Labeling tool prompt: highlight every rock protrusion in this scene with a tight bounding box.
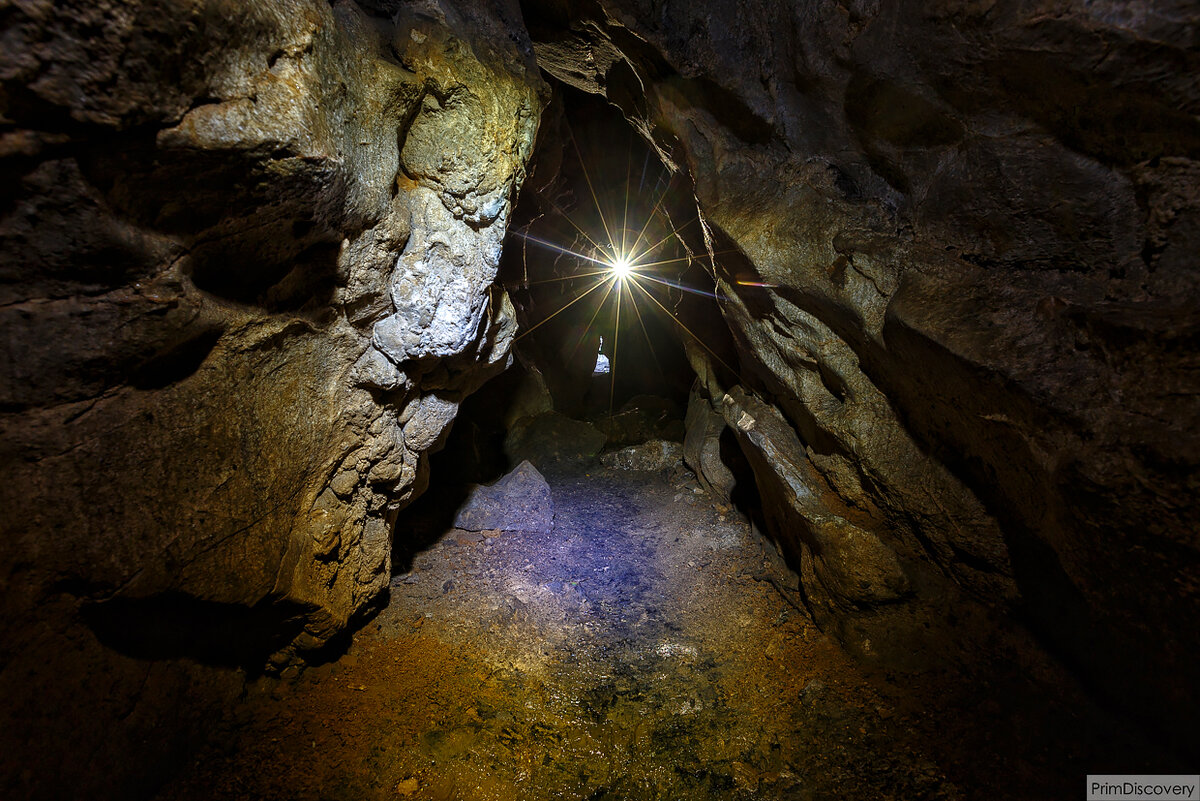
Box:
[683,387,736,502]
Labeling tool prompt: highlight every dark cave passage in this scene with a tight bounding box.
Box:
[2,1,1198,800]
[390,86,742,566]
[161,81,1177,801]
[501,87,708,421]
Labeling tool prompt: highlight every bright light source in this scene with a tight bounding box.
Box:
[610,256,633,279]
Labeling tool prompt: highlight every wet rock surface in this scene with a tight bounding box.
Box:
[160,463,1163,801]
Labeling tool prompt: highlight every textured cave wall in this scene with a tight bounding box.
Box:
[521,0,1200,746]
[0,0,543,796]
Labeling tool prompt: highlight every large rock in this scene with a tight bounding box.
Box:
[453,460,555,533]
[683,386,736,502]
[594,394,686,448]
[0,1,544,797]
[601,439,683,472]
[522,0,1200,746]
[505,410,607,469]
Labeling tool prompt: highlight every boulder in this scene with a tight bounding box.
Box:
[453,461,555,534]
[505,411,606,470]
[601,440,684,472]
[594,394,686,448]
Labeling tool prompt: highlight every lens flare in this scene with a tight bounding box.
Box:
[609,255,634,280]
[510,119,742,427]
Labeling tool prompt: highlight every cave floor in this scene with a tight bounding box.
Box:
[161,465,1115,801]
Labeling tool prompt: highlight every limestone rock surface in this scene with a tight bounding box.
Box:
[0,1,544,797]
[522,0,1200,745]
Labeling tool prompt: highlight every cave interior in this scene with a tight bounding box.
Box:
[0,1,1197,799]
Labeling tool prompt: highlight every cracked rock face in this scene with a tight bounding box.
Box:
[522,0,1200,743]
[0,0,541,794]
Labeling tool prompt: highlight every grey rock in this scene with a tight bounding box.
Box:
[453,461,554,534]
[504,411,607,470]
[683,387,736,502]
[350,347,409,393]
[601,440,684,472]
[403,393,461,453]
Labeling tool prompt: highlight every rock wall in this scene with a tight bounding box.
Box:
[0,0,543,796]
[521,0,1200,747]
[1,0,1196,792]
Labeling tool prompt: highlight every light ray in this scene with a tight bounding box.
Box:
[622,255,697,272]
[634,272,722,301]
[629,217,697,264]
[624,174,676,262]
[533,188,611,256]
[510,231,614,268]
[607,272,624,424]
[567,277,619,363]
[626,278,665,378]
[624,248,740,272]
[567,125,618,261]
[626,274,739,377]
[516,274,615,342]
[506,268,613,288]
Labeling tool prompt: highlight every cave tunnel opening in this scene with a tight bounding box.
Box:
[352,76,1178,801]
[392,86,756,570]
[500,86,708,425]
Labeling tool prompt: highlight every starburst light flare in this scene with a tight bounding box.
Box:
[506,114,745,426]
[609,254,634,280]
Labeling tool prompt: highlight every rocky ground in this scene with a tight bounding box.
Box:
[158,459,1164,801]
